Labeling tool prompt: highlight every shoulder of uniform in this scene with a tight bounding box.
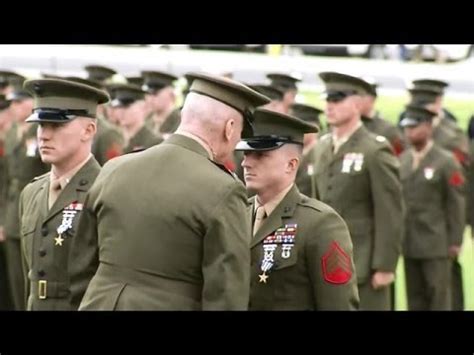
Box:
[298,195,328,212]
[23,172,50,194]
[374,134,387,143]
[365,130,392,151]
[210,160,238,180]
[436,145,461,165]
[31,172,50,183]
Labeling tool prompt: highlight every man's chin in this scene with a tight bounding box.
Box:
[244,182,258,193]
[39,155,55,165]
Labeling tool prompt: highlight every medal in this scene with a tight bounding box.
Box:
[55,235,65,246]
[55,202,83,246]
[259,244,277,283]
[259,224,298,280]
[424,167,434,180]
[342,153,354,173]
[353,153,364,172]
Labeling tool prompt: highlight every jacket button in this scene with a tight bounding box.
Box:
[328,185,332,190]
[38,270,46,277]
[41,226,48,237]
[39,249,46,257]
[80,179,88,186]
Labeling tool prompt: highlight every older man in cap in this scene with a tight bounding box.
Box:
[399,105,465,310]
[69,72,270,310]
[18,78,108,310]
[3,82,49,310]
[108,84,162,154]
[141,71,179,136]
[290,103,324,199]
[266,73,301,114]
[237,108,358,310]
[312,72,404,310]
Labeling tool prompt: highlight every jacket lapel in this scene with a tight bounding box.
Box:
[251,185,300,248]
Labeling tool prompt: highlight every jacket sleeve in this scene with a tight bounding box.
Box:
[202,182,251,310]
[18,188,30,309]
[68,184,100,309]
[443,158,466,247]
[306,208,359,310]
[369,144,404,273]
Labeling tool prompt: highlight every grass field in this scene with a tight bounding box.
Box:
[301,90,474,310]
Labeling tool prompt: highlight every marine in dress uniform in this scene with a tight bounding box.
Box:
[312,72,404,310]
[236,108,359,310]
[19,78,108,310]
[399,105,465,310]
[70,72,270,310]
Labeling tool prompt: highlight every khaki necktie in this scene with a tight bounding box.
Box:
[48,179,62,209]
[412,152,422,171]
[253,205,267,236]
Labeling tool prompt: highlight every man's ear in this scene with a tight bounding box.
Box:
[82,119,97,142]
[353,95,364,111]
[287,157,299,173]
[224,118,235,141]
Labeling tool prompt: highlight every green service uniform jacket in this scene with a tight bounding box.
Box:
[249,185,359,310]
[312,125,404,284]
[400,145,465,258]
[70,134,251,310]
[4,123,49,240]
[19,157,101,310]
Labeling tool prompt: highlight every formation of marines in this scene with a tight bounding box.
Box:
[0,61,470,311]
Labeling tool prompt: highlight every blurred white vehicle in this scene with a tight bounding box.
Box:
[290,44,473,62]
[404,45,472,62]
[290,45,387,59]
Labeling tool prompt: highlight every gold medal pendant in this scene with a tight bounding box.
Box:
[258,272,269,284]
[54,234,64,246]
